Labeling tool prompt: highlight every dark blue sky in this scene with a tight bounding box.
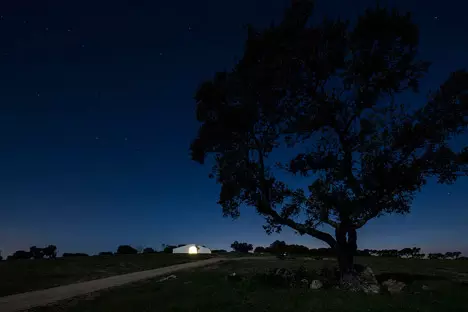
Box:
[1,0,467,257]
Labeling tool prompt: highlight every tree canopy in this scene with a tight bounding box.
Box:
[190,0,468,272]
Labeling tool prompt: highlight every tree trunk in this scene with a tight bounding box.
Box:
[335,224,357,278]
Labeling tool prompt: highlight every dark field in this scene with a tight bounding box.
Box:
[31,257,468,312]
[0,253,214,297]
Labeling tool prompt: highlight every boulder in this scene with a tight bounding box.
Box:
[310,279,323,290]
[382,279,406,294]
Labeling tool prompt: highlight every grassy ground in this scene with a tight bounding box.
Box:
[31,257,468,312]
[0,253,215,297]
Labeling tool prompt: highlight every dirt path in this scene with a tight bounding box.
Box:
[0,257,232,312]
[0,257,273,312]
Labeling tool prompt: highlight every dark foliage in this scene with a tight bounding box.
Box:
[98,252,114,256]
[143,248,155,254]
[254,246,266,253]
[43,245,57,259]
[190,0,468,274]
[29,246,44,259]
[63,253,89,257]
[117,245,138,255]
[163,245,177,253]
[231,241,254,253]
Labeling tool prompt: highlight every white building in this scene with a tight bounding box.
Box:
[172,244,211,254]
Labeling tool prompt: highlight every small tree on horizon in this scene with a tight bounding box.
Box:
[116,245,138,255]
[230,241,253,253]
[190,0,468,277]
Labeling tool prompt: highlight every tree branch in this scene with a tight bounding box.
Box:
[254,136,337,248]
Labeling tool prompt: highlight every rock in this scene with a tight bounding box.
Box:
[360,267,378,284]
[158,274,177,282]
[310,279,323,290]
[362,284,380,294]
[382,279,406,294]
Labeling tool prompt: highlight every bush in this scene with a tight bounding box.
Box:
[117,245,138,254]
[143,248,155,254]
[98,252,114,256]
[63,253,89,257]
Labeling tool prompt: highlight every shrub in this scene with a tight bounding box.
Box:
[143,248,155,254]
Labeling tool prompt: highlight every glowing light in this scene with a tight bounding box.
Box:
[188,246,198,254]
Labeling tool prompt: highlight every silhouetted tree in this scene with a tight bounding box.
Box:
[98,252,114,256]
[230,241,253,253]
[43,245,57,259]
[163,245,177,253]
[428,253,445,260]
[116,245,138,255]
[254,246,266,253]
[29,246,44,260]
[445,251,462,259]
[143,247,155,254]
[190,0,468,276]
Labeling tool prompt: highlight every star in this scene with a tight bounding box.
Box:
[95,136,99,140]
[45,27,49,31]
[37,92,40,97]
[81,44,85,48]
[448,192,451,196]
[159,52,163,56]
[188,25,192,31]
[434,16,439,20]
[124,137,128,141]
[68,29,72,32]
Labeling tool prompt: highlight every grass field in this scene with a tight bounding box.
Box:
[0,253,215,297]
[30,257,468,312]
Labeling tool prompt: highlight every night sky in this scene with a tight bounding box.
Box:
[1,0,467,257]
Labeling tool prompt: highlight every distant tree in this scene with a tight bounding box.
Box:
[43,245,57,259]
[398,248,413,258]
[116,245,138,255]
[268,241,287,254]
[163,245,177,253]
[143,247,155,254]
[190,0,468,277]
[29,246,44,260]
[254,246,266,253]
[428,253,445,260]
[63,253,89,257]
[445,251,462,259]
[98,252,114,256]
[230,241,253,253]
[459,256,468,260]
